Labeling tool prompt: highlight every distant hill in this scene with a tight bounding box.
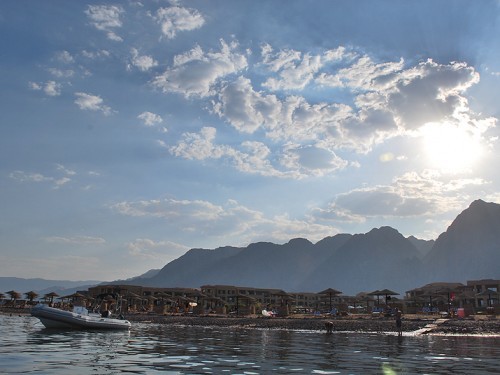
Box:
[120,199,500,295]
[0,269,157,298]
[0,277,102,297]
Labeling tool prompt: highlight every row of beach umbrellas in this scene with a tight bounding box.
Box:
[2,287,499,308]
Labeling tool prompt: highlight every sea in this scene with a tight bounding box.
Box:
[1,314,498,374]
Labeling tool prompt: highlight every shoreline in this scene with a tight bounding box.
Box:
[122,312,500,336]
[2,308,498,336]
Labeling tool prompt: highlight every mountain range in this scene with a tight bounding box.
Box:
[2,200,499,296]
[125,199,500,295]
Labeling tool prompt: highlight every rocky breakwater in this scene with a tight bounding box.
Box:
[124,313,432,333]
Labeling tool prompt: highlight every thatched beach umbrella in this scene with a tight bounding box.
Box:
[24,291,39,305]
[61,292,88,306]
[319,288,342,311]
[61,292,86,300]
[477,288,499,307]
[378,289,399,304]
[44,291,59,304]
[368,290,382,305]
[7,290,21,305]
[368,289,398,306]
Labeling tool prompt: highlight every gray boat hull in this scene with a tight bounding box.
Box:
[31,305,131,330]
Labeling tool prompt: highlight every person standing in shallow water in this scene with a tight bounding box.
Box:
[395,308,402,336]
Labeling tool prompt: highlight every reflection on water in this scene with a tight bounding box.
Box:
[1,314,498,374]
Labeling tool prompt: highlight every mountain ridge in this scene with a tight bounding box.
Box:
[2,200,499,296]
[135,199,499,295]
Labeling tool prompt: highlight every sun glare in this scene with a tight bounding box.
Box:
[421,122,483,173]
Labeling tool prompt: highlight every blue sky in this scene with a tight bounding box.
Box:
[1,0,499,281]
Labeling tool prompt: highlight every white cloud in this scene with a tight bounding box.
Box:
[44,236,106,245]
[314,169,489,222]
[29,81,62,96]
[82,49,111,59]
[127,238,188,260]
[138,111,163,127]
[170,126,223,160]
[323,55,404,91]
[85,5,124,41]
[9,164,98,190]
[154,5,205,39]
[213,76,281,133]
[388,59,480,131]
[9,170,72,189]
[280,144,348,177]
[56,164,76,176]
[47,68,74,78]
[113,198,336,245]
[152,39,248,98]
[9,171,53,183]
[44,81,62,96]
[56,50,74,64]
[261,45,323,91]
[214,51,490,156]
[74,92,112,115]
[169,127,295,178]
[214,76,353,143]
[130,48,158,71]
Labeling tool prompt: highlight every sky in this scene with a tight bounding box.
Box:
[1,0,499,282]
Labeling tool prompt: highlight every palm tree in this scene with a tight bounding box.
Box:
[25,291,39,305]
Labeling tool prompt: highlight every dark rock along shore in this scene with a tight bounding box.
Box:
[124,313,500,335]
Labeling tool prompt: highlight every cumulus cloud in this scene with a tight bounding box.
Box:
[320,55,405,91]
[152,39,248,98]
[55,50,74,64]
[169,127,296,178]
[154,5,205,39]
[261,45,322,91]
[29,81,62,96]
[129,48,158,71]
[213,76,281,133]
[280,144,348,177]
[85,5,124,41]
[213,48,490,157]
[314,169,489,222]
[138,111,163,127]
[388,60,480,131]
[214,76,352,145]
[74,92,112,115]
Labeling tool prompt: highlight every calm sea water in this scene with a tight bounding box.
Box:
[1,314,498,374]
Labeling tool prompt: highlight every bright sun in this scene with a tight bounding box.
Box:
[421,122,483,173]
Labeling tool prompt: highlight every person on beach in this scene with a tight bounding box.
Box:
[395,308,402,336]
[325,321,334,333]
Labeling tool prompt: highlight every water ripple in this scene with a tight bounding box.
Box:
[1,314,499,374]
